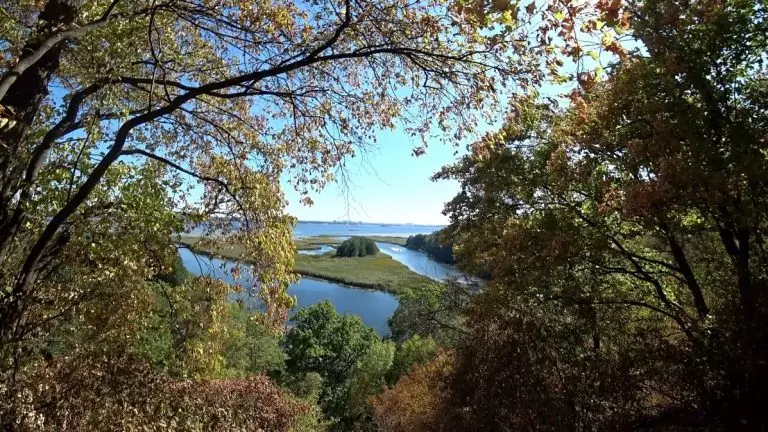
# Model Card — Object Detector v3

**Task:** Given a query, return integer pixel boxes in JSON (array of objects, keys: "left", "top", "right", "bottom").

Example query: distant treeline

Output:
[{"left": 405, "top": 230, "right": 455, "bottom": 264}]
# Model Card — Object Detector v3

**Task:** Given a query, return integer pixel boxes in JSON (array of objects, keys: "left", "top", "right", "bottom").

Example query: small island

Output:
[{"left": 175, "top": 234, "right": 436, "bottom": 294}]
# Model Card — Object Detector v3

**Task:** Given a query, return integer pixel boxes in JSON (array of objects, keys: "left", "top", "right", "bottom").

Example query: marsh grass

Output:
[
  {"left": 294, "top": 253, "right": 435, "bottom": 293},
  {"left": 174, "top": 235, "right": 433, "bottom": 293}
]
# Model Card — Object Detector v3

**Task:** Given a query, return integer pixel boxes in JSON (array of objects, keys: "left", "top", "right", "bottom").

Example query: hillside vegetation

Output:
[{"left": 2, "top": 0, "right": 767, "bottom": 431}]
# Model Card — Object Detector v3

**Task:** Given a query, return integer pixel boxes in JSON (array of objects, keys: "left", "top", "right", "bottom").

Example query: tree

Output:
[
  {"left": 387, "top": 335, "right": 438, "bottom": 384},
  {"left": 404, "top": 234, "right": 426, "bottom": 250},
  {"left": 220, "top": 302, "right": 287, "bottom": 378},
  {"left": 0, "top": 0, "right": 664, "bottom": 427},
  {"left": 432, "top": 0, "right": 768, "bottom": 428},
  {"left": 336, "top": 236, "right": 379, "bottom": 257},
  {"left": 156, "top": 251, "right": 191, "bottom": 286},
  {"left": 3, "top": 351, "right": 309, "bottom": 431},
  {"left": 0, "top": 0, "right": 525, "bottom": 425},
  {"left": 372, "top": 352, "right": 453, "bottom": 432},
  {"left": 348, "top": 339, "right": 396, "bottom": 428},
  {"left": 135, "top": 275, "right": 287, "bottom": 379},
  {"left": 0, "top": 0, "right": 642, "bottom": 352},
  {"left": 405, "top": 230, "right": 455, "bottom": 264},
  {"left": 0, "top": 0, "right": 515, "bottom": 367},
  {"left": 283, "top": 301, "right": 379, "bottom": 427},
  {"left": 389, "top": 280, "right": 473, "bottom": 345},
  {"left": 283, "top": 371, "right": 333, "bottom": 432},
  {"left": 1, "top": 268, "right": 308, "bottom": 430}
]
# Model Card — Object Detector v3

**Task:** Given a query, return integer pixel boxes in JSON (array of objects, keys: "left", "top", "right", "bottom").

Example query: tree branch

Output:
[
  {"left": 660, "top": 222, "right": 709, "bottom": 319},
  {"left": 120, "top": 147, "right": 253, "bottom": 236},
  {"left": 8, "top": 0, "right": 485, "bottom": 318},
  {"left": 0, "top": 82, "right": 104, "bottom": 260},
  {"left": 0, "top": 3, "right": 154, "bottom": 101}
]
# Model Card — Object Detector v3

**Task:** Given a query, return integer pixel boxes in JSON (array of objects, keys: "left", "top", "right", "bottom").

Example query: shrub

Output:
[
  {"left": 372, "top": 352, "right": 453, "bottom": 432},
  {"left": 1, "top": 351, "right": 307, "bottom": 432}
]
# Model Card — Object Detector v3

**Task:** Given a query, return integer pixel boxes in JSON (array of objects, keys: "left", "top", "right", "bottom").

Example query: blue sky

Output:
[
  {"left": 281, "top": 128, "right": 468, "bottom": 225},
  {"left": 280, "top": 11, "right": 633, "bottom": 225}
]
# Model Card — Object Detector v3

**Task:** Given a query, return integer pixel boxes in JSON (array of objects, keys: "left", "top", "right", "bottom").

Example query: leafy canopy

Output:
[
  {"left": 429, "top": 0, "right": 768, "bottom": 429},
  {"left": 283, "top": 300, "right": 381, "bottom": 428}
]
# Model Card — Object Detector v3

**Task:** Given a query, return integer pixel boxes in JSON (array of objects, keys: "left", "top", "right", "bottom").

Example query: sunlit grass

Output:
[{"left": 294, "top": 252, "right": 435, "bottom": 294}]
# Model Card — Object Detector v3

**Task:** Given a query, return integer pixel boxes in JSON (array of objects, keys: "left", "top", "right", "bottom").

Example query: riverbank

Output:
[{"left": 176, "top": 235, "right": 434, "bottom": 294}]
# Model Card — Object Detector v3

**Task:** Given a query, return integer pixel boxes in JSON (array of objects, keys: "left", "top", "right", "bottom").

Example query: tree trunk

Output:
[
  {"left": 0, "top": 0, "right": 82, "bottom": 257},
  {"left": 663, "top": 227, "right": 709, "bottom": 319},
  {"left": 0, "top": 0, "right": 83, "bottom": 358}
]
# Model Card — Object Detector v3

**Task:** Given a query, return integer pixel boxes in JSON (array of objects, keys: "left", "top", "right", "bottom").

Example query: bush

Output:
[
  {"left": 335, "top": 236, "right": 379, "bottom": 257},
  {"left": 372, "top": 352, "right": 453, "bottom": 432},
  {"left": 0, "top": 352, "right": 307, "bottom": 432}
]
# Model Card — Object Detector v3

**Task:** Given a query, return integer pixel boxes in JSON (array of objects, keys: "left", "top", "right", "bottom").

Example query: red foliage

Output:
[
  {"left": 2, "top": 353, "right": 308, "bottom": 431},
  {"left": 372, "top": 352, "right": 453, "bottom": 432}
]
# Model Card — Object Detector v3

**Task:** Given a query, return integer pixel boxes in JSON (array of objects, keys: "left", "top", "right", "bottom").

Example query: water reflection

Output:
[{"left": 376, "top": 242, "right": 465, "bottom": 281}]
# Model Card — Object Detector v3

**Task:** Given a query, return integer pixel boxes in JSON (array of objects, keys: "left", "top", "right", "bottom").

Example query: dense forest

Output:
[
  {"left": 1, "top": 0, "right": 767, "bottom": 431},
  {"left": 404, "top": 231, "right": 455, "bottom": 265}
]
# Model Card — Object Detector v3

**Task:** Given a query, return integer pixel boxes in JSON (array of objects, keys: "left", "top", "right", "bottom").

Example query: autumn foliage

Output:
[
  {"left": 1, "top": 0, "right": 767, "bottom": 430},
  {"left": 372, "top": 352, "right": 453, "bottom": 432},
  {"left": 3, "top": 352, "right": 306, "bottom": 431},
  {"left": 425, "top": 0, "right": 768, "bottom": 429},
  {"left": 0, "top": 0, "right": 523, "bottom": 427}
]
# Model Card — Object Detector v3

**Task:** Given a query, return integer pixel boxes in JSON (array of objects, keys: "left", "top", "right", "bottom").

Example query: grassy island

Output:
[
  {"left": 294, "top": 253, "right": 434, "bottom": 293},
  {"left": 175, "top": 234, "right": 434, "bottom": 293},
  {"left": 294, "top": 235, "right": 343, "bottom": 250}
]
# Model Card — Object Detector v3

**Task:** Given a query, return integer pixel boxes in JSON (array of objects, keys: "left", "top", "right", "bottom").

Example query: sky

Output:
[
  {"left": 281, "top": 128, "right": 469, "bottom": 226},
  {"left": 276, "top": 7, "right": 633, "bottom": 225}
]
